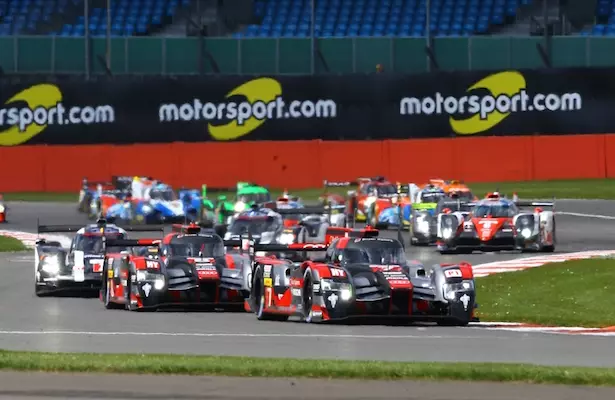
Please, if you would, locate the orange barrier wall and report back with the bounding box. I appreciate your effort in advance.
[0,135,612,192]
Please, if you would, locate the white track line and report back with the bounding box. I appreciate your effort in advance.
[557,211,615,220]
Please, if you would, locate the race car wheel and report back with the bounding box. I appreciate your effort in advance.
[253,268,287,321]
[302,270,315,323]
[102,279,122,310]
[437,318,469,327]
[542,220,556,253]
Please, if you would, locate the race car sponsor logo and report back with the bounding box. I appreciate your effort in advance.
[444,269,462,278]
[0,84,115,146]
[197,264,218,279]
[330,268,346,277]
[158,77,337,141]
[399,70,582,135]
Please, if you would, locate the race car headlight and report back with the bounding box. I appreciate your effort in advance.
[136,271,162,282]
[279,233,295,245]
[234,202,245,213]
[320,279,352,300]
[521,228,532,238]
[247,271,252,289]
[441,228,453,239]
[417,218,429,232]
[224,232,231,240]
[154,277,165,290]
[443,281,474,301]
[0,204,5,213]
[41,256,60,274]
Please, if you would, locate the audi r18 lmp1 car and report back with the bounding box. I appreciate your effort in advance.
[436,192,556,254]
[245,233,477,326]
[101,224,262,311]
[34,220,164,296]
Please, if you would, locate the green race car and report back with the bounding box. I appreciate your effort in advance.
[199,182,272,225]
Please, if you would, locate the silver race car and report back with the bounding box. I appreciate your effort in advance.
[34,219,164,296]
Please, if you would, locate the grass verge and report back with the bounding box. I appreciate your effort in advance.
[0,236,27,252]
[4,179,615,202]
[477,258,615,327]
[1,350,615,385]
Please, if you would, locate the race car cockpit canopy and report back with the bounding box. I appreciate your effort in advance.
[74,231,127,253]
[338,239,407,265]
[418,187,446,203]
[472,201,518,218]
[167,234,225,257]
[365,183,398,197]
[228,215,281,235]
[149,185,177,201]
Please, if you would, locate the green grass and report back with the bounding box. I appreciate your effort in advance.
[1,350,615,385]
[477,258,615,327]
[5,179,615,202]
[0,236,27,252]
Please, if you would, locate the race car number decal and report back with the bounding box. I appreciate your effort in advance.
[330,268,346,277]
[91,260,103,273]
[444,269,462,278]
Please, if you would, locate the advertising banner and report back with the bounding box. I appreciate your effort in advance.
[0,67,611,145]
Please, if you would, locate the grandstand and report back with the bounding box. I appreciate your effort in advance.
[0,0,601,38]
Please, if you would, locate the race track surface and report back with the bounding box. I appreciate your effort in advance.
[1,200,615,369]
[2,371,615,400]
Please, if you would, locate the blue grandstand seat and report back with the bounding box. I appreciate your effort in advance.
[234,0,534,38]
[0,0,191,36]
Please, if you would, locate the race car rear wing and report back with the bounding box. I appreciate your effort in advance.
[325,226,379,244]
[37,219,165,233]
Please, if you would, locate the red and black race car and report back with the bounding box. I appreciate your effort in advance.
[244,227,477,325]
[99,224,256,311]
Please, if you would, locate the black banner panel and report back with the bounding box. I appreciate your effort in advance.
[0,67,611,145]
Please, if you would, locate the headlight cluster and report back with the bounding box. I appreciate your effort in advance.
[415,215,430,232]
[516,216,535,238]
[0,204,5,213]
[443,281,474,300]
[136,271,165,289]
[279,233,295,244]
[41,255,61,274]
[320,279,352,301]
[440,216,456,239]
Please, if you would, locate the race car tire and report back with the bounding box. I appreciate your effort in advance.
[302,269,316,323]
[34,282,48,297]
[542,220,556,253]
[253,267,288,321]
[437,318,469,327]
[102,279,123,310]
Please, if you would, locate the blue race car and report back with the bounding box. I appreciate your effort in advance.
[106,184,201,224]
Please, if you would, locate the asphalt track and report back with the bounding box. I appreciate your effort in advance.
[1,200,615,399]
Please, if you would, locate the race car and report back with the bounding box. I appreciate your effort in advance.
[245,233,477,325]
[436,192,556,254]
[105,183,190,224]
[34,219,164,296]
[343,177,411,228]
[408,185,448,245]
[79,176,138,218]
[221,206,337,255]
[428,179,477,201]
[0,194,6,222]
[410,195,473,246]
[100,225,253,311]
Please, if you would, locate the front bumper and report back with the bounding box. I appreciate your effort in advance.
[130,280,246,310]
[37,273,102,292]
[310,288,475,324]
[438,231,517,252]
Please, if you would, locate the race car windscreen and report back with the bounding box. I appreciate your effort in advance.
[420,191,446,203]
[229,217,279,235]
[342,242,407,265]
[473,203,518,218]
[168,236,225,257]
[150,189,176,201]
[74,234,126,253]
[450,190,474,201]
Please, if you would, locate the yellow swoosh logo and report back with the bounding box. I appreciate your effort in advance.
[0,84,62,146]
[208,78,282,141]
[449,71,526,135]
